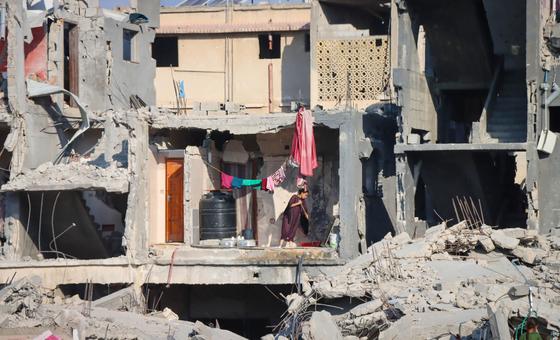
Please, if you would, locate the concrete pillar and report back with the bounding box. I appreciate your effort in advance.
[338,113,364,259]
[6,0,26,114]
[124,115,149,260]
[395,153,413,235]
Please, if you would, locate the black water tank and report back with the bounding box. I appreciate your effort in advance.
[199,192,237,240]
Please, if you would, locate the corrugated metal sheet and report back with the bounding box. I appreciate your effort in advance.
[157,21,309,34]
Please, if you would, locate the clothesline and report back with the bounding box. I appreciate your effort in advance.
[196,106,317,192]
[200,157,290,192]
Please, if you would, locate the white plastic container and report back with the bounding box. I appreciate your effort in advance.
[329,233,338,249]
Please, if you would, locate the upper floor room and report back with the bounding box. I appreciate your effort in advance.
[153,2,312,114]
[153,0,393,115]
[1,0,160,114]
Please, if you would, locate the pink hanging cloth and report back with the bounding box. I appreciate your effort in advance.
[290,107,318,177]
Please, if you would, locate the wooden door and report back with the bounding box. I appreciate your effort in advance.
[166,159,184,243]
[64,23,79,107]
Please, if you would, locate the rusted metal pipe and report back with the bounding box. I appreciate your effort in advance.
[268,63,273,113]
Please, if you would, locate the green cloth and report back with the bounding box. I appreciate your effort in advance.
[520,332,543,340]
[240,179,262,188]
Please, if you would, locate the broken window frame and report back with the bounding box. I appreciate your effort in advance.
[123,28,138,63]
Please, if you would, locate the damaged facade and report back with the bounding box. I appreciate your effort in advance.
[0,0,558,338]
[0,0,374,336]
[391,0,560,239]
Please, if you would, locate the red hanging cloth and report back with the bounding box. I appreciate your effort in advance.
[290,107,318,177]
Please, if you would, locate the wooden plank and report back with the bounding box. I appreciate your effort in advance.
[68,24,79,107]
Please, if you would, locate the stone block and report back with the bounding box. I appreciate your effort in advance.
[349,299,383,317]
[478,236,495,253]
[200,101,221,111]
[448,221,468,233]
[391,232,411,246]
[501,228,526,239]
[425,223,446,243]
[511,247,537,265]
[491,231,520,250]
[91,286,142,312]
[304,311,343,340]
[508,285,530,298]
[395,240,432,258]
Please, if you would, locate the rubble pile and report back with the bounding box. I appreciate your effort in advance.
[1,161,129,192]
[0,276,44,327]
[0,279,244,340]
[272,223,560,340]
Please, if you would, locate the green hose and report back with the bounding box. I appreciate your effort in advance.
[514,311,538,340]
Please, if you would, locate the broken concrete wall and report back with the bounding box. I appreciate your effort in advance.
[131,0,160,28]
[6,0,27,113]
[528,0,560,235]
[391,3,437,141]
[104,18,156,110]
[123,114,149,259]
[20,100,68,169]
[338,113,367,257]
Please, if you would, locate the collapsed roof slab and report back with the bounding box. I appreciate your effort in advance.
[147,109,349,134]
[1,162,129,193]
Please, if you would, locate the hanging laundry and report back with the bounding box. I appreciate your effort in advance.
[241,179,262,188]
[290,107,318,177]
[271,163,287,186]
[231,177,243,189]
[266,175,275,192]
[261,178,268,191]
[221,173,234,189]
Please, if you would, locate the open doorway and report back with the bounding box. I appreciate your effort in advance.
[63,22,79,107]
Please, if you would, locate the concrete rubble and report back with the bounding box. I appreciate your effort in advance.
[268,223,560,340]
[1,161,129,193]
[0,277,248,339]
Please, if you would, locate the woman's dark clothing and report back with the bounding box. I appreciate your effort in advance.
[281,195,309,241]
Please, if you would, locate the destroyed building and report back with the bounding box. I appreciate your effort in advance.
[0,0,378,337]
[0,0,558,338]
[390,0,560,238]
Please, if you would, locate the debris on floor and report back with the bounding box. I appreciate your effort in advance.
[269,223,560,339]
[0,278,249,340]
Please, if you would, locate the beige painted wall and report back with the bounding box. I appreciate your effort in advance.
[148,146,167,245]
[156,5,311,113]
[160,5,310,28]
[148,146,220,246]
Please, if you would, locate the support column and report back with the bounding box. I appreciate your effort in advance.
[338,113,364,259]
[124,115,149,260]
[6,0,26,113]
[395,153,414,235]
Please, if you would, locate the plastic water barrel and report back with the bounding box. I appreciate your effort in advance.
[199,192,237,240]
